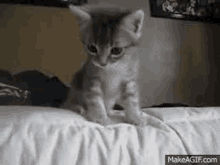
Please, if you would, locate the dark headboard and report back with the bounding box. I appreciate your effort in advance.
[150,0,220,25]
[0,0,87,8]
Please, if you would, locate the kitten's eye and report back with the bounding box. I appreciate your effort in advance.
[88,44,97,53]
[111,47,123,55]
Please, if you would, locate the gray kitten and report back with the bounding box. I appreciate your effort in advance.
[61,4,147,126]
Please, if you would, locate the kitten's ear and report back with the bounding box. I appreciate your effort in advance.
[121,9,144,40]
[69,5,91,26]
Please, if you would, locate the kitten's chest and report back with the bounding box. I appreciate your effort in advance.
[102,71,121,95]
[73,60,138,95]
[101,62,138,95]
[108,59,139,80]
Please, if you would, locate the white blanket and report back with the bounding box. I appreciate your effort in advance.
[0,106,220,165]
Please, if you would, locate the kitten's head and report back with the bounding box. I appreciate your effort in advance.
[69,5,144,67]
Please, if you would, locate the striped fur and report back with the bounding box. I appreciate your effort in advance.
[61,5,146,126]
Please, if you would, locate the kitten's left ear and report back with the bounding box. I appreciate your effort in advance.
[121,9,144,40]
[69,4,91,26]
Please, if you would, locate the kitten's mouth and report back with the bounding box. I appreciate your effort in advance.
[92,61,108,68]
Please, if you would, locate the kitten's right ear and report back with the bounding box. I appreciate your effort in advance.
[69,5,91,26]
[121,9,144,41]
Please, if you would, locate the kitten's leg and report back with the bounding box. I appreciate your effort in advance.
[82,81,110,125]
[121,81,147,126]
[60,87,85,115]
[105,97,118,115]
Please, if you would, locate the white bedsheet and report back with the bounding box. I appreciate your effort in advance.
[0,106,220,165]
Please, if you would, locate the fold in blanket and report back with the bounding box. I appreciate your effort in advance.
[0,82,30,98]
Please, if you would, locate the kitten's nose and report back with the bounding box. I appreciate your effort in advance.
[100,62,107,66]
[98,55,108,66]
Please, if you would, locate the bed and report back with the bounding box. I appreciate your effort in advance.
[1,0,220,164]
[0,105,220,165]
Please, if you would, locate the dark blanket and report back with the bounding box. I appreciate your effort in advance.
[0,69,69,107]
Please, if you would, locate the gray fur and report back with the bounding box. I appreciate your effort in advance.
[61,5,146,126]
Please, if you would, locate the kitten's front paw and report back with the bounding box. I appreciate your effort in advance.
[126,112,147,127]
[60,103,85,115]
[86,114,112,126]
[89,117,111,126]
[71,105,85,115]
